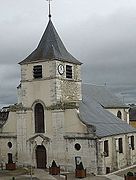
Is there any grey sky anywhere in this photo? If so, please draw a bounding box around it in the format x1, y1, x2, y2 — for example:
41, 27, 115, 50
0, 0, 136, 106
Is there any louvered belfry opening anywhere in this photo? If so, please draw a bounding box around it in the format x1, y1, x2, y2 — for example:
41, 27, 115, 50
33, 65, 42, 79
66, 65, 72, 79
35, 103, 45, 133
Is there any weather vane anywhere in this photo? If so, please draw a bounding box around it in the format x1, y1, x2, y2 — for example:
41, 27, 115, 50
46, 0, 52, 20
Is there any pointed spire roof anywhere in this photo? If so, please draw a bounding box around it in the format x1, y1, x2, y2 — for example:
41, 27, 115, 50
19, 20, 82, 65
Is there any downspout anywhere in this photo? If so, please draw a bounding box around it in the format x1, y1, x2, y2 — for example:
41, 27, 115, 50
96, 138, 99, 174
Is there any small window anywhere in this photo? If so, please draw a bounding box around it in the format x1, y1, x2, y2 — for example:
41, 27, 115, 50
117, 111, 122, 119
104, 140, 109, 157
33, 65, 42, 79
7, 142, 12, 148
131, 136, 134, 150
66, 65, 72, 79
75, 143, 81, 151
118, 138, 123, 153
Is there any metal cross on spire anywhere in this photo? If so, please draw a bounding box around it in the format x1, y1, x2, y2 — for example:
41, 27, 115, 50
46, 0, 52, 20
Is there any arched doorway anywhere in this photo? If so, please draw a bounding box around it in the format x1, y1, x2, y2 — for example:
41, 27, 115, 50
36, 145, 47, 169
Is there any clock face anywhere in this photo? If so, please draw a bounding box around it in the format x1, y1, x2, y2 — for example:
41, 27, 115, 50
58, 64, 64, 75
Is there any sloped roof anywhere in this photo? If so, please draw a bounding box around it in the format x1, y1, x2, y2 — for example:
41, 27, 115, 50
20, 20, 81, 65
79, 99, 136, 138
82, 84, 128, 108
79, 85, 136, 138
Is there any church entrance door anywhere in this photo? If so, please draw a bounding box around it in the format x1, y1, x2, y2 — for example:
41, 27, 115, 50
36, 145, 47, 169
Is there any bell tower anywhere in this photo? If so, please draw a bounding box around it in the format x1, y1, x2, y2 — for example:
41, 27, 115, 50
18, 3, 82, 109
16, 2, 83, 167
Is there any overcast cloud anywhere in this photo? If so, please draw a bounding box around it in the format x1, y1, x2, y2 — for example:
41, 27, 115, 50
0, 0, 136, 106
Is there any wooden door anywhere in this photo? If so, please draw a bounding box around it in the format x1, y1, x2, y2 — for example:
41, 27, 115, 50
36, 145, 46, 169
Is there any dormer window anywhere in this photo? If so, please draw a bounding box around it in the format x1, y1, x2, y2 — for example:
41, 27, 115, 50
33, 65, 42, 79
66, 65, 72, 79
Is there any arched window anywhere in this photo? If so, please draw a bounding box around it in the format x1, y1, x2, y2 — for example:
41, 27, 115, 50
35, 103, 45, 133
117, 111, 122, 119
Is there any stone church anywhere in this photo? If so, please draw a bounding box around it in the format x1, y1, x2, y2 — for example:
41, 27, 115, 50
0, 15, 136, 175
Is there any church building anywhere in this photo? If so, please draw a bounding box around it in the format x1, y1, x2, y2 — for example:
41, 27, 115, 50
0, 9, 136, 175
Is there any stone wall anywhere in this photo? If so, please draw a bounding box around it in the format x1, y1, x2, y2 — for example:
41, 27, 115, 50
0, 135, 17, 166
97, 133, 136, 174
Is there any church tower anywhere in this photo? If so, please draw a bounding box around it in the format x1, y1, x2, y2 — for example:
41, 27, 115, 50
16, 5, 83, 167
18, 19, 82, 109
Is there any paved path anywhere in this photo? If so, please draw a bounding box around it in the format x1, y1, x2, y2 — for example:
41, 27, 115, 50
105, 174, 124, 180
55, 173, 110, 180
34, 169, 56, 180
2, 165, 136, 180
0, 169, 57, 180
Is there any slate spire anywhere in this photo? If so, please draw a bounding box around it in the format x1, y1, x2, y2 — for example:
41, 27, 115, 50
20, 20, 82, 65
